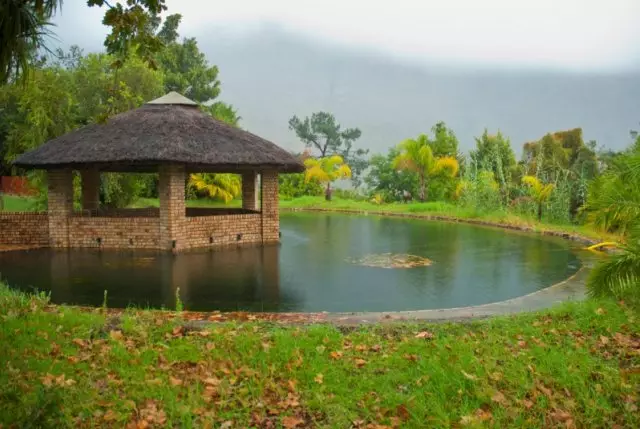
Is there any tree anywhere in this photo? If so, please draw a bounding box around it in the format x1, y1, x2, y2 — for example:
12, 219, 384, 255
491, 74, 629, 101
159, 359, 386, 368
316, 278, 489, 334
289, 112, 368, 187
392, 134, 459, 202
430, 121, 459, 158
154, 14, 221, 103
586, 141, 640, 303
0, 0, 167, 84
189, 173, 241, 203
204, 102, 240, 127
303, 155, 352, 201
365, 148, 418, 202
470, 129, 516, 193
521, 175, 554, 221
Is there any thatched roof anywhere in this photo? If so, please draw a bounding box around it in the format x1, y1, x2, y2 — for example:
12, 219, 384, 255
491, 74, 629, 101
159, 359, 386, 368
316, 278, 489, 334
14, 92, 304, 173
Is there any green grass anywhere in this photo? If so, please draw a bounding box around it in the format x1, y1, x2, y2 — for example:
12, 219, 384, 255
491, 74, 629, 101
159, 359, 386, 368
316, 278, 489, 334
280, 196, 617, 242
129, 197, 242, 209
0, 195, 38, 212
0, 284, 637, 428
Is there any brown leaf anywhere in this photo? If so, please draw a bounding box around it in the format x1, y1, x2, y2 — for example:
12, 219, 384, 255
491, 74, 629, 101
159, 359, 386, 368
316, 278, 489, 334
489, 371, 503, 381
396, 404, 410, 421
537, 383, 553, 398
109, 330, 123, 341
282, 416, 304, 428
330, 351, 343, 360
169, 376, 182, 386
599, 335, 609, 345
522, 399, 534, 409
370, 344, 382, 352
103, 409, 118, 422
403, 354, 418, 362
355, 358, 367, 368
491, 391, 507, 405
595, 307, 606, 315
205, 342, 215, 351
415, 331, 434, 339
204, 377, 220, 386
314, 373, 324, 384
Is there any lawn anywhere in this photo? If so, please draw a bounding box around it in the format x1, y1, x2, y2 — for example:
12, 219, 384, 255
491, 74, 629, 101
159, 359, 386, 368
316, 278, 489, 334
0, 284, 637, 428
1, 195, 38, 212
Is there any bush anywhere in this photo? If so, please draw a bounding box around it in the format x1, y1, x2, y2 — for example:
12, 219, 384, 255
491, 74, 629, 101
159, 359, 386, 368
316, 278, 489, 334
279, 173, 323, 199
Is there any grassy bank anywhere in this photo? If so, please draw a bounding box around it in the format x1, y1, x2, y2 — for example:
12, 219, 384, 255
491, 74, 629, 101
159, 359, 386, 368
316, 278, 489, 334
280, 196, 616, 243
0, 285, 638, 428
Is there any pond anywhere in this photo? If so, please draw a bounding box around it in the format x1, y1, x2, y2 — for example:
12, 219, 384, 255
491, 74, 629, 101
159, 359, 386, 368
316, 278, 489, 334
0, 213, 582, 313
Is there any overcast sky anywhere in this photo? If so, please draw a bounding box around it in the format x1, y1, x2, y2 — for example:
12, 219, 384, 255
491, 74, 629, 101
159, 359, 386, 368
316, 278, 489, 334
52, 1, 640, 154
55, 0, 640, 71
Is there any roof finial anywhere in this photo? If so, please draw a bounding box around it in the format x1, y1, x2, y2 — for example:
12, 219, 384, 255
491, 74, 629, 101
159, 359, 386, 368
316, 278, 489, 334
147, 91, 198, 106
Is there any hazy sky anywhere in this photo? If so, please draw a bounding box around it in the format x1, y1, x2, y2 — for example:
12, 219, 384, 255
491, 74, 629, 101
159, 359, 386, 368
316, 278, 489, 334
55, 0, 640, 71
52, 1, 640, 155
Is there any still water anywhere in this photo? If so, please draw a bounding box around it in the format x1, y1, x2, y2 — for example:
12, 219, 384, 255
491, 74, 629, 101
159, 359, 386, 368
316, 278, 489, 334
0, 213, 581, 312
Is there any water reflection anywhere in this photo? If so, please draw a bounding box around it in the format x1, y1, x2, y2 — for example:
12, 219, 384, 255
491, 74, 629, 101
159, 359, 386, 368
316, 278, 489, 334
0, 213, 582, 312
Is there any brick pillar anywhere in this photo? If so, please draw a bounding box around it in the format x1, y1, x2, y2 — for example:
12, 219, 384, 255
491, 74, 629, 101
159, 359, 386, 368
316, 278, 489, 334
80, 169, 100, 212
47, 169, 73, 248
159, 164, 186, 251
261, 171, 279, 243
242, 172, 258, 211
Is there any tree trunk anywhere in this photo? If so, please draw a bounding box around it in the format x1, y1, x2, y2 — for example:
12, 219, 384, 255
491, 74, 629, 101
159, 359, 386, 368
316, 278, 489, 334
419, 174, 425, 202
325, 183, 332, 201
537, 203, 542, 221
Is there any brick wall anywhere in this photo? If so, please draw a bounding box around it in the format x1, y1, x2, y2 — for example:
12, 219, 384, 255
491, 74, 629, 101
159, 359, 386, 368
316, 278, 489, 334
242, 172, 258, 211
159, 165, 186, 250
261, 171, 280, 243
185, 213, 262, 248
0, 213, 49, 246
68, 217, 161, 249
48, 169, 73, 248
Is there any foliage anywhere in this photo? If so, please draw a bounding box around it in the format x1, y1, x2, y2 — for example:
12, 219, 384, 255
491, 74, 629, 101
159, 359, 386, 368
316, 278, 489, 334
153, 14, 221, 103
392, 134, 459, 202
585, 143, 640, 234
1, 284, 638, 428
457, 170, 503, 214
364, 149, 419, 202
303, 155, 352, 195
588, 228, 640, 303
522, 176, 555, 221
0, 0, 59, 84
188, 173, 241, 203
1, 1, 167, 83
88, 0, 167, 70
278, 173, 323, 200
204, 102, 240, 127
470, 129, 517, 194
429, 121, 460, 158
289, 112, 368, 187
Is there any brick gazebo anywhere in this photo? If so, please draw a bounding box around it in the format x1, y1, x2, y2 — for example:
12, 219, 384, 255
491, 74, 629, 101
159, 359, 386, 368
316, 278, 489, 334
7, 92, 303, 252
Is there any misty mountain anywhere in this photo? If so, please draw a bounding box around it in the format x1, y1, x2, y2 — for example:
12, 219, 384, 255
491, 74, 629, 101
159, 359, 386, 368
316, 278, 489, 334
198, 26, 639, 157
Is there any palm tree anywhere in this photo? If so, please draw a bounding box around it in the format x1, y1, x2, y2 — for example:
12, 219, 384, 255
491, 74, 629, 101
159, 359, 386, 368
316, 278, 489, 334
392, 134, 459, 201
0, 0, 60, 84
585, 146, 640, 302
522, 175, 554, 221
587, 227, 640, 301
189, 173, 241, 203
303, 155, 351, 201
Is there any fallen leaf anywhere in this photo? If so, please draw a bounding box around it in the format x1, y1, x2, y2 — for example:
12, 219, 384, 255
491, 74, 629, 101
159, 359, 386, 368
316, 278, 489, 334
204, 377, 220, 386
599, 335, 609, 345
314, 373, 324, 384
489, 372, 503, 381
205, 342, 215, 351
103, 410, 118, 422
595, 308, 606, 315
491, 391, 507, 405
370, 344, 382, 352
403, 354, 418, 362
109, 330, 123, 341
415, 331, 434, 339
169, 376, 182, 386
522, 399, 534, 409
396, 404, 410, 421
330, 351, 343, 360
355, 358, 367, 368
220, 421, 233, 429
282, 416, 304, 428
